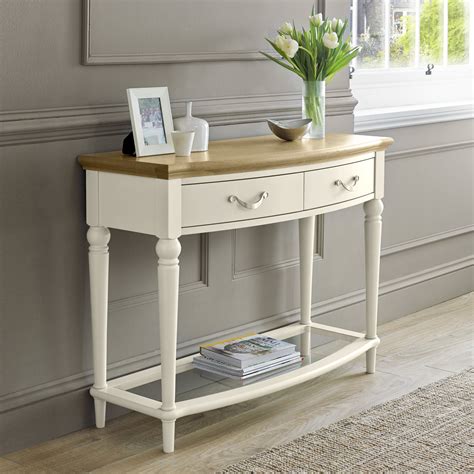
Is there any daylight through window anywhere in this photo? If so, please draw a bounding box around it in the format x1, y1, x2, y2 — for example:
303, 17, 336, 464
351, 0, 471, 70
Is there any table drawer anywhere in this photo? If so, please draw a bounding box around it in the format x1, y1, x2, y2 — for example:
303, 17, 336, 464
182, 173, 303, 227
304, 158, 375, 210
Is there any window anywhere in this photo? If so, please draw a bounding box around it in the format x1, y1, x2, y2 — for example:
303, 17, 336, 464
350, 0, 473, 115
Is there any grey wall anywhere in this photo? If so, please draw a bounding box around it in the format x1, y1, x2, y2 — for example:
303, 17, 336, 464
0, 0, 473, 455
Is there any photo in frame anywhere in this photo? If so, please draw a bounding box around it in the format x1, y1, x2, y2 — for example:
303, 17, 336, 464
127, 87, 175, 156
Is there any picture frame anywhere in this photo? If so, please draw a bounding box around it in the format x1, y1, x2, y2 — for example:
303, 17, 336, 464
126, 87, 175, 156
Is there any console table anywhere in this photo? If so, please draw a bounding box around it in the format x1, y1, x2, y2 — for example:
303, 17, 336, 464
79, 133, 393, 453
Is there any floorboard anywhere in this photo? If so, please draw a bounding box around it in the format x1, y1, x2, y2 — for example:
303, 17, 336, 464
0, 458, 24, 473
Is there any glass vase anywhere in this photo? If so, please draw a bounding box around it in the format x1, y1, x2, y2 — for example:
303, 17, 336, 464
302, 80, 325, 139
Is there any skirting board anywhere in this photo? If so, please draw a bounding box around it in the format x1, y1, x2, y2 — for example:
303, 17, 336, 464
1, 263, 472, 455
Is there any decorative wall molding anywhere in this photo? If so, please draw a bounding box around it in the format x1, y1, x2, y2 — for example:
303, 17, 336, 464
355, 102, 474, 133
109, 234, 210, 313
381, 225, 474, 257
386, 140, 474, 162
307, 256, 472, 318
107, 224, 472, 318
0, 90, 356, 147
232, 216, 324, 280
0, 104, 130, 147
1, 253, 471, 413
82, 0, 323, 65
3, 100, 472, 150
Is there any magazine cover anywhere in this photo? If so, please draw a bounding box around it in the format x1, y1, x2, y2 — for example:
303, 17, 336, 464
201, 334, 296, 364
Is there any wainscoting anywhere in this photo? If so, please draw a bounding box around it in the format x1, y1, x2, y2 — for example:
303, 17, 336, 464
82, 0, 319, 64
0, 0, 472, 455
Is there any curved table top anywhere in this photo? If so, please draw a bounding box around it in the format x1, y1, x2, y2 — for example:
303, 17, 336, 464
79, 133, 394, 180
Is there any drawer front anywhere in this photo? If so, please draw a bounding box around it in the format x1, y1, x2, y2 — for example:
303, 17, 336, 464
304, 158, 375, 209
182, 173, 303, 227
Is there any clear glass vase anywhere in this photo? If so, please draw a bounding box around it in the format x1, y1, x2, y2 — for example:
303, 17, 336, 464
302, 81, 325, 139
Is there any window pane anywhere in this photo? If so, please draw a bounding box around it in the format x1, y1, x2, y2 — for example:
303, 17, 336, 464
390, 0, 417, 67
420, 0, 444, 65
356, 0, 387, 68
448, 0, 469, 64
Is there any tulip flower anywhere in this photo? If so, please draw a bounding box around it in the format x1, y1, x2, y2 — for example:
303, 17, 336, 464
275, 35, 299, 58
279, 22, 293, 35
309, 13, 323, 26
323, 31, 339, 49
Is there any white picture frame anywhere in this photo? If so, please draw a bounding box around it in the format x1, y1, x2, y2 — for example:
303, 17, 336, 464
127, 87, 175, 156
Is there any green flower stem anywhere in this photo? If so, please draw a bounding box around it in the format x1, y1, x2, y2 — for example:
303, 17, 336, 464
303, 81, 325, 139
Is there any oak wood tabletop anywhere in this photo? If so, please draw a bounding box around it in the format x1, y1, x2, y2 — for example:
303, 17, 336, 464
78, 133, 393, 180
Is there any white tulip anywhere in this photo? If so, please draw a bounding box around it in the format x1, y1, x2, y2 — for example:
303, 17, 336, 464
309, 13, 323, 26
323, 31, 339, 49
331, 17, 339, 30
275, 35, 299, 58
279, 22, 293, 35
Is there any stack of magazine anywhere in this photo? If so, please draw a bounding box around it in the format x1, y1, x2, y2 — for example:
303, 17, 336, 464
193, 334, 301, 381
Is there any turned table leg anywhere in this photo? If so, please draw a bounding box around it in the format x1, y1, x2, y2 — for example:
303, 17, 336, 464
156, 238, 181, 453
299, 215, 315, 326
364, 199, 383, 374
87, 226, 110, 428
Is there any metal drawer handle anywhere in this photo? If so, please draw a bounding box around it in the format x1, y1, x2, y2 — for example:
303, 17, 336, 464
228, 191, 269, 210
335, 175, 360, 192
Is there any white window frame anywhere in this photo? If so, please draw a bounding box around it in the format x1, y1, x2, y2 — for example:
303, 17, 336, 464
351, 0, 474, 126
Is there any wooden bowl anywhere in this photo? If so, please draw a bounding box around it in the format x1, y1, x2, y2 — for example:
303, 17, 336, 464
267, 118, 312, 141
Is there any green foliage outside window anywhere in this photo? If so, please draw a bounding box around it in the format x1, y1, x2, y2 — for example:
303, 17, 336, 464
447, 0, 470, 64
390, 0, 469, 66
390, 14, 415, 66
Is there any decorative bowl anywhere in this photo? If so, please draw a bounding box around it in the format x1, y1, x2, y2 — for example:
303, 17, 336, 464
267, 118, 312, 141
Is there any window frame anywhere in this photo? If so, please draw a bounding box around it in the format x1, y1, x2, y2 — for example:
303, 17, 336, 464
350, 0, 473, 113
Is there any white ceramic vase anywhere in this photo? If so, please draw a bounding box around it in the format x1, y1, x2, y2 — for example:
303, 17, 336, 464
173, 102, 209, 152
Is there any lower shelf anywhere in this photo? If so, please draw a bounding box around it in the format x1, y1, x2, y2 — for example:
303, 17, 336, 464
91, 323, 379, 421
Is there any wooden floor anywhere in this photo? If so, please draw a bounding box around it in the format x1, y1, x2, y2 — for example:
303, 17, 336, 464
2, 293, 472, 473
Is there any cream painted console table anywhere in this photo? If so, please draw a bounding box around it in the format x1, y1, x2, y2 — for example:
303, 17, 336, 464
79, 133, 393, 453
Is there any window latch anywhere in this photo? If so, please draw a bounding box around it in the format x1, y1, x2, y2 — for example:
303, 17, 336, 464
425, 64, 435, 75
349, 66, 355, 79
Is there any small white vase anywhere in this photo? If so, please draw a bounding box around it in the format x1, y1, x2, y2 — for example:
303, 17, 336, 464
173, 102, 209, 152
